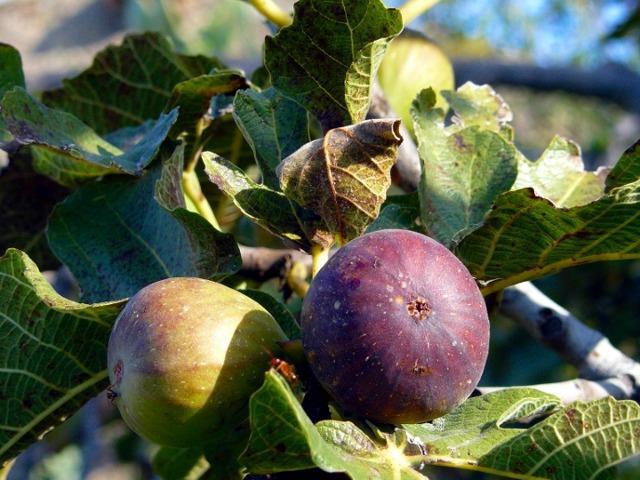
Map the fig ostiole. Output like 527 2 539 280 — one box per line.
301 229 489 424
107 277 287 447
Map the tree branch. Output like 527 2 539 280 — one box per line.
239 245 310 281
491 281 640 403
454 60 640 114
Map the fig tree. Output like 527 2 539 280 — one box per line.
301 229 489 424
107 277 287 447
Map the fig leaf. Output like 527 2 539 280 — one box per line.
233 87 311 189
0 88 177 187
0 249 123 465
47 145 240 302
514 136 608 208
41 32 224 134
278 119 402 244
265 0 402 131
411 87 518 248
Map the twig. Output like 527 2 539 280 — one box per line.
494 281 640 403
368 84 422 191
478 376 640 405
239 245 310 281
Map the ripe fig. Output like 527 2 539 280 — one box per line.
301 229 489 424
107 277 287 446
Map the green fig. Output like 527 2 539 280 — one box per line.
378 30 455 135
107 277 287 447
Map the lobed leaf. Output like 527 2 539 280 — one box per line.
233 87 311 189
278 119 402 244
1 88 177 187
456 180 640 295
41 32 223 134
265 0 402 131
411 88 518 247
47 146 240 302
0 249 123 464
403 388 561 462
480 397 640 479
514 136 608 208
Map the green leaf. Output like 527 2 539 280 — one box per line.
480 397 640 479
0 249 123 464
411 89 518 247
1 88 177 187
47 147 241 302
166 70 248 151
455 182 640 295
41 32 223 134
606 139 640 191
265 0 403 130
241 289 300 339
441 82 514 139
514 136 608 208
0 151 68 270
366 193 422 233
241 370 423 479
0 43 25 145
278 119 402 244
403 388 561 462
202 151 329 250
152 447 210 480
233 88 311 189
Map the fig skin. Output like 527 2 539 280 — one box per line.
301 229 489 424
107 277 287 447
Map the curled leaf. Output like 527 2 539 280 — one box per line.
278 119 402 244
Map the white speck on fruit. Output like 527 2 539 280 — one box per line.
451 340 457 347
386 285 394 292
334 301 341 309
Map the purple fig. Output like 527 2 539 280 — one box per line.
107 277 287 446
302 229 489 423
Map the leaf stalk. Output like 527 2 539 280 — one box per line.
182 169 221 230
248 0 292 28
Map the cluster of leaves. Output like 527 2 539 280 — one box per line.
1 0 640 478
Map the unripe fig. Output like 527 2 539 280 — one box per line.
302 230 489 424
378 30 455 135
107 277 287 446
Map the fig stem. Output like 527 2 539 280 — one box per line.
311 245 330 278
399 0 442 24
182 169 221 230
248 0 292 28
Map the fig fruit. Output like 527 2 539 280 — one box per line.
301 229 489 424
107 277 287 446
